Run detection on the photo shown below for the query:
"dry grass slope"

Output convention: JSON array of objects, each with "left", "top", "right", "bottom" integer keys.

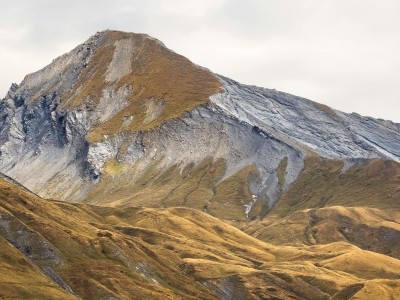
[
  {"left": 83, "top": 156, "right": 400, "bottom": 226},
  {"left": 271, "top": 157, "right": 400, "bottom": 217},
  {"left": 1, "top": 179, "right": 400, "bottom": 299},
  {"left": 242, "top": 206, "right": 400, "bottom": 259},
  {"left": 85, "top": 158, "right": 263, "bottom": 222}
]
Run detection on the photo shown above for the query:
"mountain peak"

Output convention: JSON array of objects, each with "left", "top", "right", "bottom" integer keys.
[
  {"left": 1, "top": 30, "right": 400, "bottom": 211},
  {"left": 99, "top": 29, "right": 166, "bottom": 46},
  {"left": 15, "top": 30, "right": 221, "bottom": 142}
]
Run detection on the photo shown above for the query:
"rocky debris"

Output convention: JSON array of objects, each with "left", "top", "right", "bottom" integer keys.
[
  {"left": 105, "top": 38, "right": 136, "bottom": 83},
  {"left": 43, "top": 266, "right": 75, "bottom": 295}
]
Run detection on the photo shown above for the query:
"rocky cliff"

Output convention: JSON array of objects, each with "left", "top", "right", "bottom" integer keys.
[{"left": 1, "top": 30, "right": 399, "bottom": 221}]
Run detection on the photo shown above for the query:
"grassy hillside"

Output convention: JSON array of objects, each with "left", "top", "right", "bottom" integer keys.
[
  {"left": 242, "top": 206, "right": 400, "bottom": 259},
  {"left": 271, "top": 157, "right": 400, "bottom": 217},
  {"left": 81, "top": 156, "right": 400, "bottom": 225},
  {"left": 1, "top": 178, "right": 400, "bottom": 299},
  {"left": 85, "top": 157, "right": 262, "bottom": 222}
]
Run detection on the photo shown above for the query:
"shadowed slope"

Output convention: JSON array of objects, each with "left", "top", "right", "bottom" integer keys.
[{"left": 243, "top": 206, "right": 400, "bottom": 259}]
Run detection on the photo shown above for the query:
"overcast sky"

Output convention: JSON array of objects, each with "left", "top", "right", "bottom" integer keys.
[{"left": 1, "top": 0, "right": 399, "bottom": 121}]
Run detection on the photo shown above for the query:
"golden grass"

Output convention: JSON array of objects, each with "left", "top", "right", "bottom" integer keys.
[
  {"left": 271, "top": 157, "right": 400, "bottom": 217},
  {"left": 84, "top": 158, "right": 266, "bottom": 222},
  {"left": 0, "top": 237, "right": 76, "bottom": 299},
  {"left": 243, "top": 205, "right": 400, "bottom": 260},
  {"left": 84, "top": 156, "right": 400, "bottom": 226},
  {"left": 1, "top": 178, "right": 400, "bottom": 299},
  {"left": 349, "top": 280, "right": 400, "bottom": 300},
  {"left": 321, "top": 250, "right": 400, "bottom": 280},
  {"left": 103, "top": 158, "right": 124, "bottom": 176}
]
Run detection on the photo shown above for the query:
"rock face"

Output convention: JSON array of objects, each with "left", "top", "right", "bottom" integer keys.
[
  {"left": 213, "top": 76, "right": 400, "bottom": 160},
  {"left": 0, "top": 30, "right": 399, "bottom": 220}
]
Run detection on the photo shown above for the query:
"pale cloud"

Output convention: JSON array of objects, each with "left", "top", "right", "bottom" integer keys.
[{"left": 0, "top": 0, "right": 399, "bottom": 121}]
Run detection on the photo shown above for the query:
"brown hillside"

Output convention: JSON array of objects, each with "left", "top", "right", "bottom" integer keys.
[
  {"left": 242, "top": 206, "right": 400, "bottom": 259},
  {"left": 1, "top": 178, "right": 400, "bottom": 299},
  {"left": 79, "top": 156, "right": 400, "bottom": 225},
  {"left": 270, "top": 157, "right": 400, "bottom": 217}
]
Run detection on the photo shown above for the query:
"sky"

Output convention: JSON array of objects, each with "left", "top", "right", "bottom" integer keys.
[{"left": 1, "top": 0, "right": 399, "bottom": 122}]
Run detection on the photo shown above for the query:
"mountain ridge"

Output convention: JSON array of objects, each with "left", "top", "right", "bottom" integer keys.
[{"left": 0, "top": 30, "right": 399, "bottom": 221}]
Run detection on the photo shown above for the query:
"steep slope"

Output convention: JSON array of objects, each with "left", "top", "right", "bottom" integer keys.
[
  {"left": 0, "top": 236, "right": 75, "bottom": 299},
  {"left": 1, "top": 30, "right": 400, "bottom": 221},
  {"left": 1, "top": 177, "right": 400, "bottom": 299},
  {"left": 268, "top": 157, "right": 400, "bottom": 217}
]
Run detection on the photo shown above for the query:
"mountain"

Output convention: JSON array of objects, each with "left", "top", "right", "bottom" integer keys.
[
  {"left": 0, "top": 30, "right": 400, "bottom": 299},
  {"left": 1, "top": 175, "right": 400, "bottom": 299},
  {"left": 1, "top": 30, "right": 400, "bottom": 223}
]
